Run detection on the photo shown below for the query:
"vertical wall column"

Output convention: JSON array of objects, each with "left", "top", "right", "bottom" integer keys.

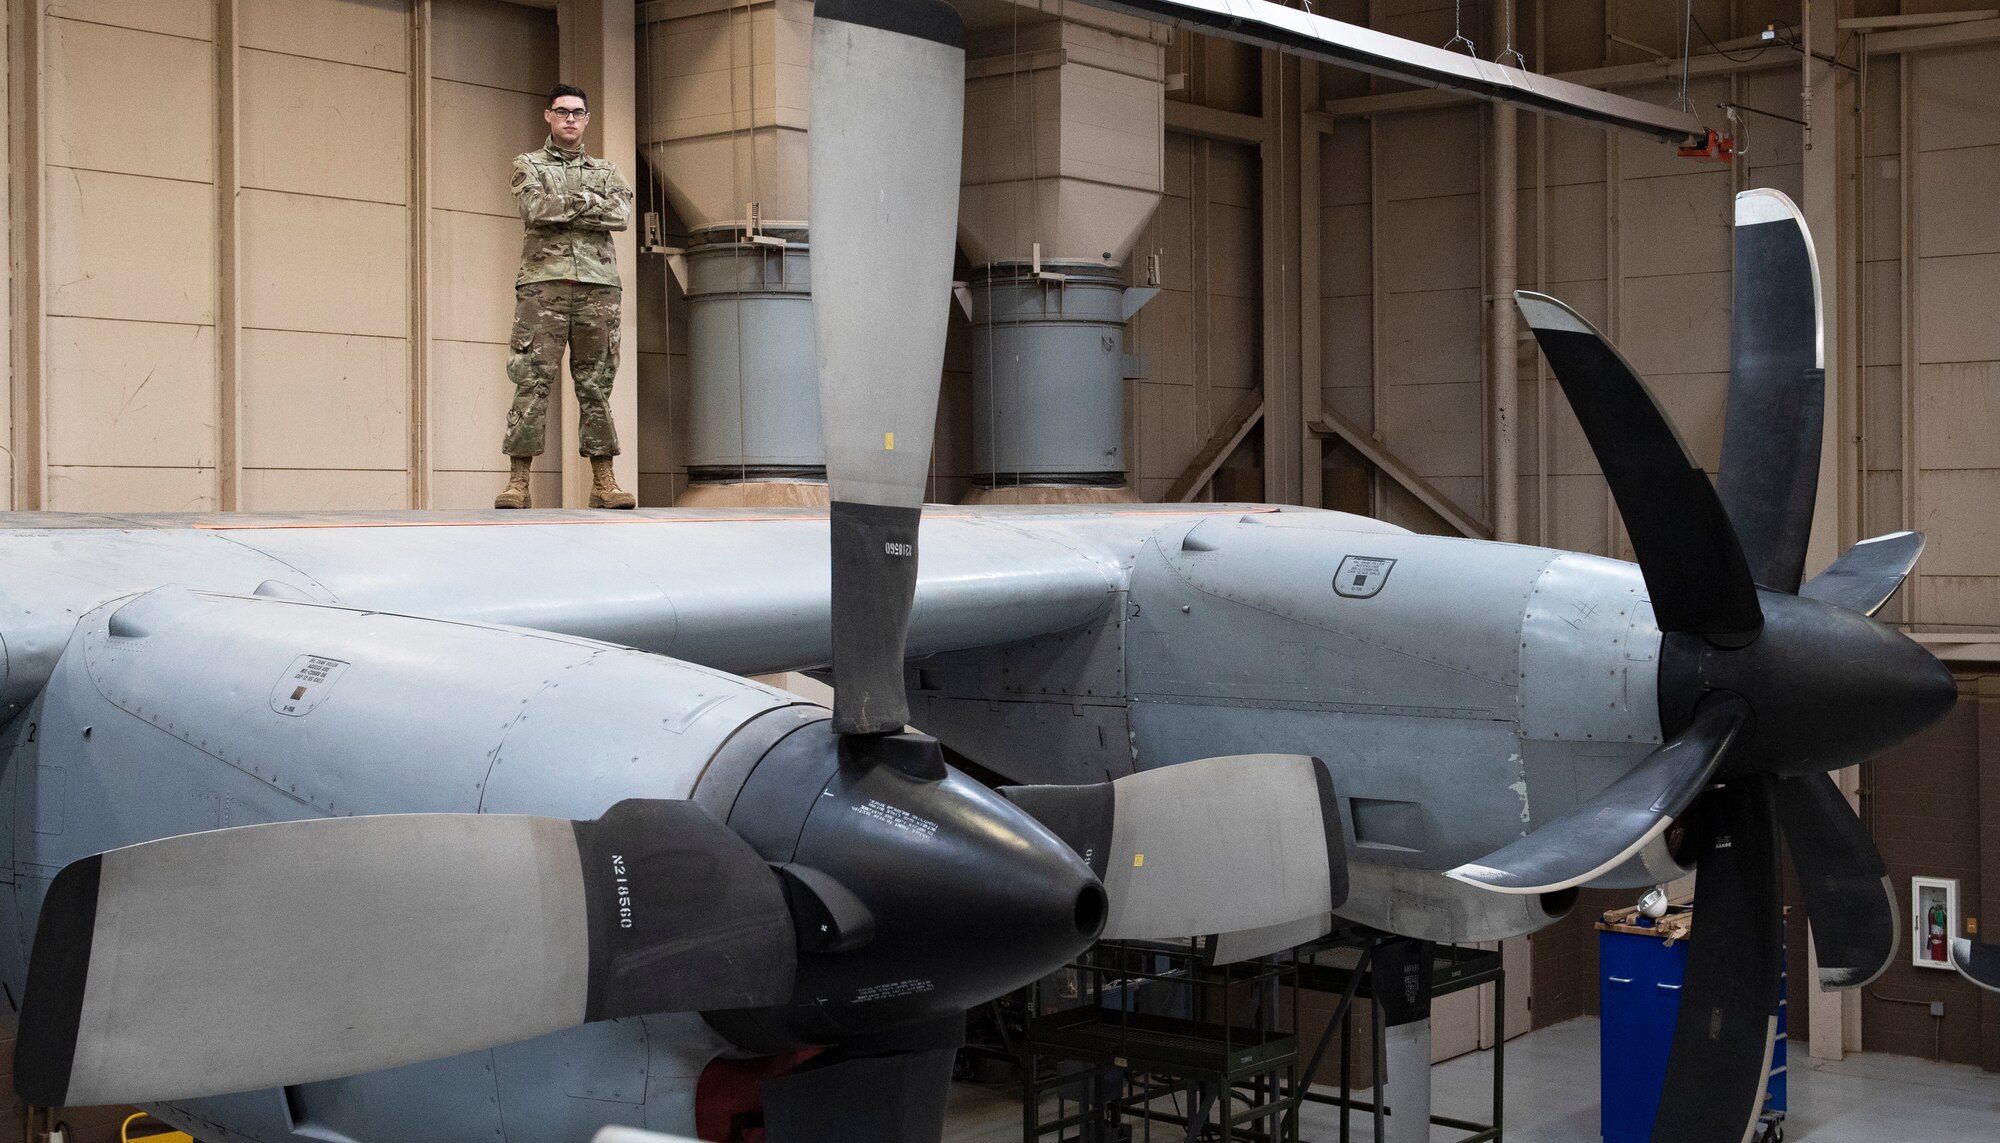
[
  {"left": 215, "top": 0, "right": 241, "bottom": 511},
  {"left": 6, "top": 0, "right": 43, "bottom": 510},
  {"left": 407, "top": 0, "right": 433, "bottom": 508},
  {"left": 1803, "top": 0, "right": 1863, "bottom": 1062},
  {"left": 1484, "top": 0, "right": 1518, "bottom": 544},
  {"left": 558, "top": 0, "right": 639, "bottom": 508},
  {"left": 1259, "top": 50, "right": 1302, "bottom": 505}
]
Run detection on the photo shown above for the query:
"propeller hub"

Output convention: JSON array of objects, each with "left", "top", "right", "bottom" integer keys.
[
  {"left": 1659, "top": 589, "right": 1956, "bottom": 776},
  {"left": 709, "top": 724, "right": 1103, "bottom": 1050}
]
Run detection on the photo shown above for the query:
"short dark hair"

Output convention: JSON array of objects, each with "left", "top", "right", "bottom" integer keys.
[{"left": 549, "top": 83, "right": 588, "bottom": 109}]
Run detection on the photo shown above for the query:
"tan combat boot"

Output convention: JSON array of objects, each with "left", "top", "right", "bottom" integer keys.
[
  {"left": 589, "top": 456, "right": 636, "bottom": 509},
  {"left": 493, "top": 457, "right": 532, "bottom": 509}
]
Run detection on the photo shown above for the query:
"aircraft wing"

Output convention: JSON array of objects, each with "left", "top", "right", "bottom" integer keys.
[{"left": 0, "top": 506, "right": 1264, "bottom": 718}]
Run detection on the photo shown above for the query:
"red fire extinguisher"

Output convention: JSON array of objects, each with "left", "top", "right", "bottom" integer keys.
[{"left": 1927, "top": 900, "right": 1949, "bottom": 962}]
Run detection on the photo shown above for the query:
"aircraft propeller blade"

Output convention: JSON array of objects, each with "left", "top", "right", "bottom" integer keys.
[
  {"left": 15, "top": 801, "right": 796, "bottom": 1107},
  {"left": 1798, "top": 531, "right": 1925, "bottom": 616},
  {"left": 809, "top": 0, "right": 965, "bottom": 736},
  {"left": 1774, "top": 771, "right": 1898, "bottom": 989},
  {"left": 1001, "top": 753, "right": 1347, "bottom": 941},
  {"left": 1951, "top": 939, "right": 2000, "bottom": 992},
  {"left": 1514, "top": 291, "right": 1763, "bottom": 643},
  {"left": 1652, "top": 777, "right": 1785, "bottom": 1143},
  {"left": 1444, "top": 696, "right": 1748, "bottom": 894},
  {"left": 1716, "top": 189, "right": 1825, "bottom": 594}
]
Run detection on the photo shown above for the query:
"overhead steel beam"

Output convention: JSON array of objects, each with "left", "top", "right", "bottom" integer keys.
[{"left": 1078, "top": 0, "right": 1706, "bottom": 143}]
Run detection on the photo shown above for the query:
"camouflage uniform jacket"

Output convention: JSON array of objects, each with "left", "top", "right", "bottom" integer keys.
[{"left": 512, "top": 138, "right": 634, "bottom": 288}]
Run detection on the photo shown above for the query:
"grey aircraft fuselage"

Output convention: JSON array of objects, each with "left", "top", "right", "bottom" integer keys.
[{"left": 0, "top": 503, "right": 1666, "bottom": 1141}]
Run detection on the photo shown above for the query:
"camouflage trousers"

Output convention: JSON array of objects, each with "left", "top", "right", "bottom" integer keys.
[{"left": 502, "top": 281, "right": 622, "bottom": 457}]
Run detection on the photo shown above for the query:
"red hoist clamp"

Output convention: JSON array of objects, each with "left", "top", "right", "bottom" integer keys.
[{"left": 1677, "top": 127, "right": 1736, "bottom": 163}]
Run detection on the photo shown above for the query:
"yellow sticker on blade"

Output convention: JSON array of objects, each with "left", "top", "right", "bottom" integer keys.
[
  {"left": 884, "top": 432, "right": 895, "bottom": 450},
  {"left": 1133, "top": 854, "right": 1144, "bottom": 867}
]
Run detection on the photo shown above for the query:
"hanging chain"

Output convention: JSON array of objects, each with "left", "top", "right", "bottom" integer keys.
[
  {"left": 1444, "top": 0, "right": 1476, "bottom": 57},
  {"left": 1495, "top": 0, "right": 1527, "bottom": 69},
  {"left": 1675, "top": 0, "right": 1697, "bottom": 113}
]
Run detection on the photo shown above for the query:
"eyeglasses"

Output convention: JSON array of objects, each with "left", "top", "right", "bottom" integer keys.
[{"left": 549, "top": 107, "right": 589, "bottom": 120}]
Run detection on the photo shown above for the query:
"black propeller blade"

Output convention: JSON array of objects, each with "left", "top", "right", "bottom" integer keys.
[
  {"left": 1774, "top": 771, "right": 1897, "bottom": 988},
  {"left": 1652, "top": 778, "right": 1785, "bottom": 1143},
  {"left": 1446, "top": 696, "right": 1748, "bottom": 894},
  {"left": 1717, "top": 188, "right": 1826, "bottom": 594},
  {"left": 1799, "top": 530, "right": 1925, "bottom": 616},
  {"left": 1514, "top": 292, "right": 1763, "bottom": 644},
  {"left": 1516, "top": 189, "right": 1957, "bottom": 1143}
]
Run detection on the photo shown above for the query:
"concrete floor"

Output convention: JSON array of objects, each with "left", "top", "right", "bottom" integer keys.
[{"left": 943, "top": 1017, "right": 2000, "bottom": 1142}]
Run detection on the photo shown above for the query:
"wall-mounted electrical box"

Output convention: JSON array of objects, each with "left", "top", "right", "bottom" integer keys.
[{"left": 1913, "top": 876, "right": 1960, "bottom": 970}]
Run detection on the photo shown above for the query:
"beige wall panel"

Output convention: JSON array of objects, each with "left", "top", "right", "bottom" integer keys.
[
  {"left": 1864, "top": 467, "right": 1905, "bottom": 546},
  {"left": 1618, "top": 271, "right": 1730, "bottom": 377},
  {"left": 1377, "top": 195, "right": 1479, "bottom": 293},
  {"left": 240, "top": 190, "right": 408, "bottom": 337},
  {"left": 241, "top": 50, "right": 409, "bottom": 204},
  {"left": 1863, "top": 258, "right": 1903, "bottom": 367},
  {"left": 47, "top": 466, "right": 217, "bottom": 512},
  {"left": 1380, "top": 380, "right": 1483, "bottom": 481},
  {"left": 434, "top": 80, "right": 546, "bottom": 216},
  {"left": 1738, "top": 70, "right": 1804, "bottom": 170},
  {"left": 636, "top": 349, "right": 674, "bottom": 474},
  {"left": 1863, "top": 364, "right": 1902, "bottom": 472},
  {"left": 1319, "top": 294, "right": 1371, "bottom": 393},
  {"left": 433, "top": 0, "right": 557, "bottom": 94},
  {"left": 1207, "top": 295, "right": 1261, "bottom": 392},
  {"left": 45, "top": 317, "right": 216, "bottom": 467},
  {"left": 1, "top": 4, "right": 10, "bottom": 508},
  {"left": 1538, "top": 183, "right": 1607, "bottom": 284},
  {"left": 240, "top": 467, "right": 410, "bottom": 511},
  {"left": 1748, "top": 163, "right": 1802, "bottom": 208},
  {"left": 1375, "top": 107, "right": 1480, "bottom": 201},
  {"left": 1914, "top": 47, "right": 2000, "bottom": 153},
  {"left": 1131, "top": 286, "right": 1191, "bottom": 385},
  {"left": 633, "top": 251, "right": 668, "bottom": 355},
  {"left": 1863, "top": 156, "right": 1902, "bottom": 263},
  {"left": 241, "top": 0, "right": 406, "bottom": 71},
  {"left": 429, "top": 339, "right": 512, "bottom": 470},
  {"left": 1324, "top": 383, "right": 1371, "bottom": 431},
  {"left": 1548, "top": 472, "right": 1611, "bottom": 558},
  {"left": 431, "top": 209, "right": 523, "bottom": 344},
  {"left": 1913, "top": 576, "right": 2000, "bottom": 630},
  {"left": 1645, "top": 372, "right": 1728, "bottom": 473},
  {"left": 1915, "top": 468, "right": 2000, "bottom": 577},
  {"left": 46, "top": 169, "right": 215, "bottom": 325},
  {"left": 1917, "top": 253, "right": 2000, "bottom": 364},
  {"left": 1916, "top": 361, "right": 2000, "bottom": 470},
  {"left": 1380, "top": 287, "right": 1479, "bottom": 388},
  {"left": 241, "top": 329, "right": 409, "bottom": 469},
  {"left": 1918, "top": 146, "right": 2000, "bottom": 258},
  {"left": 46, "top": 0, "right": 211, "bottom": 40},
  {"left": 1540, "top": 117, "right": 1609, "bottom": 188},
  {"left": 1321, "top": 120, "right": 1369, "bottom": 207},
  {"left": 1620, "top": 171, "right": 1731, "bottom": 279},
  {"left": 1320, "top": 202, "right": 1371, "bottom": 297},
  {"left": 47, "top": 17, "right": 213, "bottom": 182},
  {"left": 1206, "top": 142, "right": 1258, "bottom": 210},
  {"left": 1205, "top": 203, "right": 1260, "bottom": 299},
  {"left": 1137, "top": 378, "right": 1198, "bottom": 494}
]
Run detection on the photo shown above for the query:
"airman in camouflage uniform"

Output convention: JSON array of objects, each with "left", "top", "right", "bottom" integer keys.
[{"left": 496, "top": 83, "right": 637, "bottom": 509}]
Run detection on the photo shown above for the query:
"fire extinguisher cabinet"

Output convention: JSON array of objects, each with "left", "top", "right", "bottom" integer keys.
[{"left": 1597, "top": 906, "right": 1787, "bottom": 1143}]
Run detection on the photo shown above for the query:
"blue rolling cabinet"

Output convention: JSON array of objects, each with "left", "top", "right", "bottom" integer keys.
[{"left": 1598, "top": 906, "right": 1786, "bottom": 1143}]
